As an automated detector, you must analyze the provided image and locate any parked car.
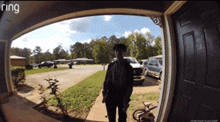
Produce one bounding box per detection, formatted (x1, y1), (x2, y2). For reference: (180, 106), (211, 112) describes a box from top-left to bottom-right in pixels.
(30, 63), (38, 67)
(25, 64), (33, 70)
(143, 59), (163, 80)
(38, 61), (54, 68)
(111, 57), (145, 85)
(140, 59), (149, 68)
(68, 61), (74, 68)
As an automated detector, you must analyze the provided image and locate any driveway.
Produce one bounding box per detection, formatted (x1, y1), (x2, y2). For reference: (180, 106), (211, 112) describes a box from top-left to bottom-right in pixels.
(133, 75), (161, 94)
(17, 65), (103, 104)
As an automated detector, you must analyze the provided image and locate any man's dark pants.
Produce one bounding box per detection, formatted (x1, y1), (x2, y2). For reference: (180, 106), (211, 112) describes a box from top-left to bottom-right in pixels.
(105, 98), (127, 122)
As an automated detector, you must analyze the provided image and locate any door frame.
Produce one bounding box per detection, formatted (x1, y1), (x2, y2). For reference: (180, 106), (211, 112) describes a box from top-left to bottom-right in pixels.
(155, 1), (187, 122)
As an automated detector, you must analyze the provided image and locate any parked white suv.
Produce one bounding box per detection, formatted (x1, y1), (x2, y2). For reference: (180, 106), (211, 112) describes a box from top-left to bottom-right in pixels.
(111, 57), (145, 85)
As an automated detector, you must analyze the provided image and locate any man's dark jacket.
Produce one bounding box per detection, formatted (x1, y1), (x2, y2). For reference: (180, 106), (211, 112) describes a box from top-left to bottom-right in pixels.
(102, 60), (134, 108)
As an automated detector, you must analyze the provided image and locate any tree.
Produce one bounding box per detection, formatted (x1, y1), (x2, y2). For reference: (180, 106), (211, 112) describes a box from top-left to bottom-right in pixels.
(10, 47), (22, 56)
(33, 46), (43, 63)
(145, 46), (158, 58)
(52, 45), (62, 60)
(70, 42), (84, 59)
(83, 42), (93, 59)
(65, 50), (71, 60)
(127, 33), (135, 57)
(119, 37), (130, 57)
(29, 56), (35, 64)
(42, 49), (53, 61)
(59, 49), (67, 59)
(127, 32), (147, 60)
(92, 39), (111, 64)
(135, 33), (147, 60)
(23, 48), (32, 65)
(107, 35), (120, 59)
(154, 36), (162, 55)
(101, 36), (108, 41)
(145, 32), (155, 46)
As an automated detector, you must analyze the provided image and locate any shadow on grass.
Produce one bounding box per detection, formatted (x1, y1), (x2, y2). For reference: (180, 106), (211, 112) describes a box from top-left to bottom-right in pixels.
(133, 76), (160, 87)
(16, 84), (35, 93)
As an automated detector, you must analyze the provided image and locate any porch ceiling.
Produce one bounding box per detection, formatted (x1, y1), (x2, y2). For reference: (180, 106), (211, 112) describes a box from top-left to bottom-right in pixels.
(0, 1), (170, 41)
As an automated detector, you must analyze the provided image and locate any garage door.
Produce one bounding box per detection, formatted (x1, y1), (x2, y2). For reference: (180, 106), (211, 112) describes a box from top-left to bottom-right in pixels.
(168, 1), (220, 121)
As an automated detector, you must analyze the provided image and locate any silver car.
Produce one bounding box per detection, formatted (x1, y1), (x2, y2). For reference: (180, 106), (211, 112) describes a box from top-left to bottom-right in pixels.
(143, 59), (163, 80)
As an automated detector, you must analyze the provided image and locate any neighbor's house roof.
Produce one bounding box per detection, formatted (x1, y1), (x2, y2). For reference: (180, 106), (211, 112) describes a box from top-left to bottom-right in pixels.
(72, 58), (94, 61)
(10, 55), (26, 66)
(10, 55), (26, 59)
(112, 57), (136, 60)
(53, 59), (71, 62)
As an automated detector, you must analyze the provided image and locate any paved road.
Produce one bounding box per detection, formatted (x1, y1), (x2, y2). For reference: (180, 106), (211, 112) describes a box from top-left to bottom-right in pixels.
(17, 65), (103, 104)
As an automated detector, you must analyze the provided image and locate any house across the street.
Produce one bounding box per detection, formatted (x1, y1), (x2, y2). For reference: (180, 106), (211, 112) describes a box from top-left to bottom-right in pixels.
(72, 58), (95, 64)
(53, 59), (71, 64)
(10, 55), (26, 66)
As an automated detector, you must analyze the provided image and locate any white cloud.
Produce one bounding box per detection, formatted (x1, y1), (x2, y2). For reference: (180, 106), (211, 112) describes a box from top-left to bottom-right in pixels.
(123, 27), (151, 38)
(11, 34), (72, 54)
(123, 31), (132, 38)
(49, 17), (93, 35)
(134, 29), (140, 33)
(81, 39), (92, 44)
(103, 15), (113, 21)
(140, 27), (150, 35)
(50, 23), (76, 36)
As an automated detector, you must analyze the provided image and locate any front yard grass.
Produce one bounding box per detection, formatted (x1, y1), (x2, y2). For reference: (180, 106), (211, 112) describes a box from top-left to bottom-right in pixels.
(48, 70), (106, 120)
(25, 67), (69, 75)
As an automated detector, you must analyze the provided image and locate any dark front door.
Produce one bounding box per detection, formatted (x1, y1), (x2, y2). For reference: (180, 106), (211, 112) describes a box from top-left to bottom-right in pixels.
(168, 1), (220, 121)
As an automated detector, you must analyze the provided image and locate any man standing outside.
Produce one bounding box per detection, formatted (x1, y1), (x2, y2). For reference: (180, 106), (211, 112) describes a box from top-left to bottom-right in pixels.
(102, 43), (134, 122)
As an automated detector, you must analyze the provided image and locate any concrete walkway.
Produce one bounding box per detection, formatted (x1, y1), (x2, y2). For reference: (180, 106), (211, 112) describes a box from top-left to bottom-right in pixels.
(1, 94), (60, 122)
(85, 90), (108, 122)
(86, 85), (160, 122)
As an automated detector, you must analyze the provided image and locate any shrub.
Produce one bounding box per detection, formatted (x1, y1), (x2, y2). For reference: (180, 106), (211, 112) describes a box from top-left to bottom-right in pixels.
(11, 68), (25, 88)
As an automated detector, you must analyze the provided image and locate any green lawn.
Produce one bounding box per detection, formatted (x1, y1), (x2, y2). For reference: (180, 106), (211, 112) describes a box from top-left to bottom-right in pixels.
(127, 92), (160, 122)
(48, 70), (106, 119)
(25, 67), (70, 75)
(128, 92), (160, 111)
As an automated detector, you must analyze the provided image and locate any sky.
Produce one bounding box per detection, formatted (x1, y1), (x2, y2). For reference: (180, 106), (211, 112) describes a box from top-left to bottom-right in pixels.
(11, 15), (162, 54)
